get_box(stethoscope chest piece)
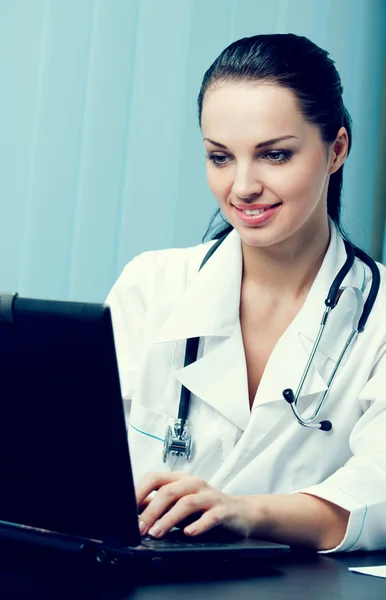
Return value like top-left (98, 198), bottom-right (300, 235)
top-left (163, 419), bottom-right (192, 462)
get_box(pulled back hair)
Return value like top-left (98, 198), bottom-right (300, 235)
top-left (198, 34), bottom-right (352, 241)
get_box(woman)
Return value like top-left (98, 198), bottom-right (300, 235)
top-left (106, 34), bottom-right (386, 552)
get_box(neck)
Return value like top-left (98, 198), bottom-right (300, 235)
top-left (241, 217), bottom-right (330, 301)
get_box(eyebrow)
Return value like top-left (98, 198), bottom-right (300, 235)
top-left (203, 135), bottom-right (299, 149)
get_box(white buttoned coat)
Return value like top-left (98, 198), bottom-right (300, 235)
top-left (106, 222), bottom-right (386, 552)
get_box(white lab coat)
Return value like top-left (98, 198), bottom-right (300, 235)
top-left (106, 221), bottom-right (386, 553)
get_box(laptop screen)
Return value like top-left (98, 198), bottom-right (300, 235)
top-left (0, 295), bottom-right (140, 548)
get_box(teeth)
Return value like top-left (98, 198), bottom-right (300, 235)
top-left (243, 209), bottom-right (264, 215)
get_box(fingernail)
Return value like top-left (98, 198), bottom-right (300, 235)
top-left (185, 526), bottom-right (196, 535)
top-left (138, 520), bottom-right (146, 535)
top-left (149, 522), bottom-right (162, 538)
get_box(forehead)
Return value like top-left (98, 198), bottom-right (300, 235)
top-left (201, 83), bottom-right (307, 143)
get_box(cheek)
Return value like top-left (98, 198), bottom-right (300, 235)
top-left (271, 159), bottom-right (327, 204)
top-left (206, 167), bottom-right (231, 202)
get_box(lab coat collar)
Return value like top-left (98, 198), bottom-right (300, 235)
top-left (173, 323), bottom-right (251, 431)
top-left (156, 221), bottom-right (365, 428)
top-left (252, 221), bottom-right (365, 414)
top-left (294, 220), bottom-right (365, 363)
top-left (155, 229), bottom-right (248, 428)
top-left (155, 220), bottom-right (364, 358)
top-left (155, 229), bottom-right (242, 343)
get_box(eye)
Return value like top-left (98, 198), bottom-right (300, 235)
top-left (263, 150), bottom-right (292, 164)
top-left (206, 153), bottom-right (232, 167)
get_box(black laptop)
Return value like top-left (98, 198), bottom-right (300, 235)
top-left (0, 293), bottom-right (289, 566)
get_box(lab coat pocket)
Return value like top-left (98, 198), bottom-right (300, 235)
top-left (128, 401), bottom-right (177, 483)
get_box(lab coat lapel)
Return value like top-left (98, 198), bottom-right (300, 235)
top-left (253, 321), bottom-right (328, 410)
top-left (296, 222), bottom-right (366, 365)
top-left (155, 230), bottom-right (242, 343)
top-left (155, 230), bottom-right (251, 429)
top-left (253, 222), bottom-right (364, 410)
top-left (156, 222), bottom-right (364, 452)
top-left (207, 325), bottom-right (329, 491)
top-left (173, 322), bottom-right (251, 431)
top-left (211, 223), bottom-right (365, 489)
top-left (207, 313), bottom-right (331, 491)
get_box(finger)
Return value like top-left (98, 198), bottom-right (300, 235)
top-left (135, 471), bottom-right (186, 506)
top-left (184, 506), bottom-right (228, 537)
top-left (139, 478), bottom-right (209, 536)
top-left (138, 493), bottom-right (155, 511)
top-left (146, 490), bottom-right (215, 538)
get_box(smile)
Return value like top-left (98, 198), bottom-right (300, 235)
top-left (232, 202), bottom-right (282, 227)
top-left (242, 208), bottom-right (265, 215)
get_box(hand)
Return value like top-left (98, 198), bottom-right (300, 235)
top-left (136, 471), bottom-right (255, 538)
top-left (136, 473), bottom-right (349, 549)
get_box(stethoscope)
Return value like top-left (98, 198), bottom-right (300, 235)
top-left (163, 233), bottom-right (381, 462)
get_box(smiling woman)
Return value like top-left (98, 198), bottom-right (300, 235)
top-left (202, 84), bottom-right (345, 250)
top-left (106, 34), bottom-right (386, 553)
top-left (199, 34), bottom-right (352, 243)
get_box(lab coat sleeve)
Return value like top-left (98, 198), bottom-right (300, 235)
top-left (105, 253), bottom-right (154, 417)
top-left (298, 339), bottom-right (386, 552)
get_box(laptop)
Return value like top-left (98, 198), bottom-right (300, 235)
top-left (0, 293), bottom-right (289, 566)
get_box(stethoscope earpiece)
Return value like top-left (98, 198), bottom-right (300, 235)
top-left (282, 389), bottom-right (332, 431)
top-left (282, 389), bottom-right (295, 404)
top-left (319, 421), bottom-right (332, 432)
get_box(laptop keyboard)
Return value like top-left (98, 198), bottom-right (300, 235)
top-left (143, 536), bottom-right (223, 549)
top-left (142, 528), bottom-right (244, 549)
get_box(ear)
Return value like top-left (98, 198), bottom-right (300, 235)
top-left (328, 127), bottom-right (349, 175)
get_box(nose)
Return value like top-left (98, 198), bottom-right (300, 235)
top-left (231, 163), bottom-right (263, 200)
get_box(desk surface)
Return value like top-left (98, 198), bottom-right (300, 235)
top-left (0, 540), bottom-right (385, 599)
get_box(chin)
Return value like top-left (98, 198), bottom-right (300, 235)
top-left (232, 211), bottom-right (319, 250)
top-left (240, 227), bottom-right (301, 250)
top-left (231, 222), bottom-right (283, 248)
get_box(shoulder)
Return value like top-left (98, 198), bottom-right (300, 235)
top-left (369, 259), bottom-right (386, 320)
top-left (138, 240), bottom-right (217, 277)
top-left (107, 240), bottom-right (217, 307)
top-left (359, 258), bottom-right (386, 363)
top-left (375, 259), bottom-right (386, 283)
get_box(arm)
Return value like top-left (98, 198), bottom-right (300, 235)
top-left (294, 341), bottom-right (386, 552)
top-left (106, 253), bottom-right (152, 407)
top-left (239, 492), bottom-right (349, 551)
top-left (136, 344), bottom-right (386, 552)
top-left (136, 473), bottom-right (348, 550)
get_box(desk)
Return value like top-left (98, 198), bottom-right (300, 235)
top-left (0, 539), bottom-right (385, 599)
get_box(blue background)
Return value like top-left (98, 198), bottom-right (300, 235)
top-left (0, 0), bottom-right (385, 302)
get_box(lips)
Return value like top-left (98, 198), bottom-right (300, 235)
top-left (232, 201), bottom-right (282, 227)
top-left (233, 202), bottom-right (282, 211)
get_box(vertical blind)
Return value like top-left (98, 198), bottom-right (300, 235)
top-left (0, 0), bottom-right (385, 302)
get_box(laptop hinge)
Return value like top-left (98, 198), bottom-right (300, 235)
top-left (0, 293), bottom-right (18, 324)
